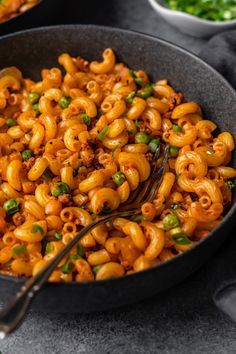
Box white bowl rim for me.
[149,0,236,26]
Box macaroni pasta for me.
[0,48,234,282]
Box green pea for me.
[163,214,180,231]
[3,199,20,215]
[169,146,179,158]
[135,132,150,144]
[112,171,126,186]
[50,182,71,197]
[58,96,71,109]
[6,118,16,127]
[28,92,40,104]
[148,138,160,153]
[22,150,32,161]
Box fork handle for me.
[0,209,140,336]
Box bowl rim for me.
[0,0,44,27]
[149,0,236,26]
[0,24,236,288]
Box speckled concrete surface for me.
[0,1,235,353]
[1,268,236,354]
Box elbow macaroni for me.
[0,48,234,282]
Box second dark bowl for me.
[0,0,64,36]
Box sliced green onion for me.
[137,85,154,99]
[61,261,74,274]
[32,224,44,235]
[12,245,27,257]
[172,124,182,132]
[126,91,136,104]
[70,254,82,260]
[98,126,109,141]
[45,243,53,254]
[172,232,192,246]
[92,265,102,274]
[81,113,91,126]
[3,199,20,215]
[132,215,144,223]
[58,96,71,109]
[112,171,126,186]
[163,214,180,231]
[165,0,236,22]
[130,70,142,85]
[77,245,84,257]
[54,232,62,240]
[171,204,181,210]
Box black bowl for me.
[0,0,64,36]
[0,25,235,313]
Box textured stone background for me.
[1,1,236,353]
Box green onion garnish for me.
[61,261,74,274]
[12,245,27,257]
[54,232,62,240]
[32,224,44,235]
[126,91,136,104]
[130,70,142,85]
[3,199,20,215]
[98,126,109,141]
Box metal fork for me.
[0,145,169,337]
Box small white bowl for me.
[148,0,236,38]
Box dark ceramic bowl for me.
[0,25,235,313]
[0,0,64,36]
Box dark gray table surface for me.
[1,1,236,353]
